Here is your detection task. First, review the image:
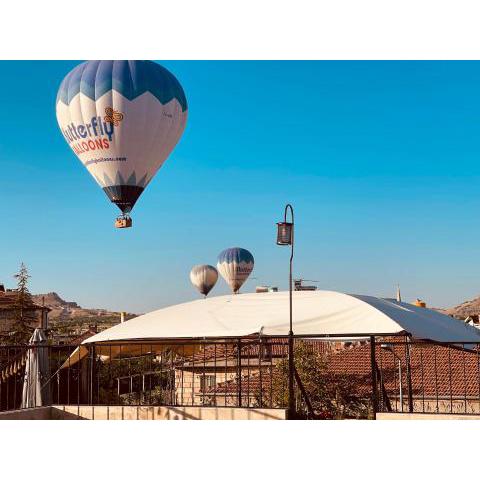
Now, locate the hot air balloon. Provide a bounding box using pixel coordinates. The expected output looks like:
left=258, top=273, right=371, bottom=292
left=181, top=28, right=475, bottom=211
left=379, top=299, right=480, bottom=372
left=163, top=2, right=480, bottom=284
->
left=190, top=264, right=218, bottom=298
left=56, top=60, right=188, bottom=228
left=217, top=247, right=254, bottom=294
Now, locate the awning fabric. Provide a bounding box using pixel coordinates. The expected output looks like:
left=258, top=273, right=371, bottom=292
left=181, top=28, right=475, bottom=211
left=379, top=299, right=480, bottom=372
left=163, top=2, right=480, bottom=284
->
left=59, top=343, right=198, bottom=369
left=83, top=290, right=480, bottom=343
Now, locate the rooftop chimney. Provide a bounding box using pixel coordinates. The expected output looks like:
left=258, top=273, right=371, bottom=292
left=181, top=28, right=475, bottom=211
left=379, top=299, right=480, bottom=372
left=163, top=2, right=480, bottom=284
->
left=120, top=311, right=126, bottom=323
left=414, top=298, right=426, bottom=308
left=0, top=284, right=5, bottom=293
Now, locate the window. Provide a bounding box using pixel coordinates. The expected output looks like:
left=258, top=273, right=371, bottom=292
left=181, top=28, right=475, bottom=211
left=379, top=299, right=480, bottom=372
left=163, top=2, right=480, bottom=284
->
left=262, top=344, right=272, bottom=361
left=199, top=374, right=216, bottom=392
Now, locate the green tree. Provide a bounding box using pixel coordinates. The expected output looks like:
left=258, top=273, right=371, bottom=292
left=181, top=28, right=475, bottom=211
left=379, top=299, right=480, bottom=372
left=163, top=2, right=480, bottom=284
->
left=264, top=341, right=371, bottom=419
left=12, top=263, right=36, bottom=343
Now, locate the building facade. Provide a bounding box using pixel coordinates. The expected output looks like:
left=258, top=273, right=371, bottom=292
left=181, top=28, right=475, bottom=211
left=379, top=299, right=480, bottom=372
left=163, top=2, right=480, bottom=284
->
left=0, top=286, right=49, bottom=339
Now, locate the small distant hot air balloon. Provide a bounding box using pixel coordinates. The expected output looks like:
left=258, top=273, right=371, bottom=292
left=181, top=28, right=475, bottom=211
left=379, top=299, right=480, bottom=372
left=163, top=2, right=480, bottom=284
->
left=190, top=265, right=218, bottom=298
left=56, top=60, right=188, bottom=228
left=217, top=247, right=254, bottom=294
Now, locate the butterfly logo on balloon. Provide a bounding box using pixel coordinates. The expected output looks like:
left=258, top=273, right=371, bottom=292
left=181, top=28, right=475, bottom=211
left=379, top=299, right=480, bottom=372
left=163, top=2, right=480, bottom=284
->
left=104, top=107, right=124, bottom=127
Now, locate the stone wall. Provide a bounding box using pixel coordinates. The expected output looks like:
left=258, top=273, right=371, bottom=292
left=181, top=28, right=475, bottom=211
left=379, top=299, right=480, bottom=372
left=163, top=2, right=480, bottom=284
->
left=0, top=405, right=286, bottom=420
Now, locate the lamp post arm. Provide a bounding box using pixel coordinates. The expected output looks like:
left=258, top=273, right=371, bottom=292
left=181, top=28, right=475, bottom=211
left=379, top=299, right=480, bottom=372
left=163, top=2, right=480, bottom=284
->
left=284, top=204, right=295, bottom=252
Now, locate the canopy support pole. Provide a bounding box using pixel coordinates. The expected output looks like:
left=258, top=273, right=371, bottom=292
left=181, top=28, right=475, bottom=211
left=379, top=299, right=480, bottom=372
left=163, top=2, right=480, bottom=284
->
left=405, top=334, right=414, bottom=413
left=88, top=344, right=96, bottom=406
left=370, top=336, right=378, bottom=419
left=237, top=339, right=242, bottom=408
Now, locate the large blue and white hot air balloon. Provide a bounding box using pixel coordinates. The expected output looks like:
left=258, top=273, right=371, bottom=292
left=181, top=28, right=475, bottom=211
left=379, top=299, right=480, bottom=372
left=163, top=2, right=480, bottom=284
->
left=56, top=60, right=188, bottom=228
left=217, top=247, right=254, bottom=294
left=190, top=264, right=218, bottom=297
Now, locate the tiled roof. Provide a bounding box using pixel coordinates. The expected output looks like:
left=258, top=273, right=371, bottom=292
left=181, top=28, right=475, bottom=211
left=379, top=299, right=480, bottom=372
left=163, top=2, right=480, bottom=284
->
left=0, top=291, right=50, bottom=311
left=181, top=338, right=337, bottom=365
left=328, top=340, right=480, bottom=399
left=204, top=372, right=273, bottom=396
left=64, top=327, right=98, bottom=346
left=202, top=339, right=480, bottom=401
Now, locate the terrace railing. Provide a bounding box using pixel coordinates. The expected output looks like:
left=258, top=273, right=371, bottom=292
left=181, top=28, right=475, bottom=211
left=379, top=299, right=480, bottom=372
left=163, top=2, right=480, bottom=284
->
left=2, top=336, right=480, bottom=418
left=373, top=339, right=480, bottom=416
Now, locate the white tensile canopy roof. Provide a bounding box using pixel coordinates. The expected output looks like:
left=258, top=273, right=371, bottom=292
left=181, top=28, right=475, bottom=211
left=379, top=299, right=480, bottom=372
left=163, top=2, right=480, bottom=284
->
left=84, top=290, right=480, bottom=344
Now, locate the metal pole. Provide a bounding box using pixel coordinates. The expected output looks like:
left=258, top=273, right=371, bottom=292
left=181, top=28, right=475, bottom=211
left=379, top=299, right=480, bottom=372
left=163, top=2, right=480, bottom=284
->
left=285, top=204, right=295, bottom=419
left=89, top=344, right=96, bottom=406
left=405, top=335, right=414, bottom=413
left=237, top=339, right=242, bottom=408
left=370, top=336, right=378, bottom=419
left=398, top=359, right=403, bottom=412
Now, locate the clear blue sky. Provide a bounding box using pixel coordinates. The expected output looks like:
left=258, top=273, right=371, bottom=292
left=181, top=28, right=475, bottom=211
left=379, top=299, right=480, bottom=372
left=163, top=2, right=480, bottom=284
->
left=1, top=60, right=480, bottom=312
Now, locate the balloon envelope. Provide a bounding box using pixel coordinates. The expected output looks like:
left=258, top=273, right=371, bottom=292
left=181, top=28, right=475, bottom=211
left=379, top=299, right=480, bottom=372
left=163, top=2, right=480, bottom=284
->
left=190, top=265, right=218, bottom=297
left=56, top=60, right=188, bottom=214
left=217, top=247, right=254, bottom=293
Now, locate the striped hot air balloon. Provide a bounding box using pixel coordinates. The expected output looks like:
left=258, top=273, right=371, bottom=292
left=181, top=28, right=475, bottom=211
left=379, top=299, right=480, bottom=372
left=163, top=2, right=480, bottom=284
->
left=55, top=60, right=188, bottom=228
left=217, top=247, right=254, bottom=294
left=190, top=264, right=218, bottom=297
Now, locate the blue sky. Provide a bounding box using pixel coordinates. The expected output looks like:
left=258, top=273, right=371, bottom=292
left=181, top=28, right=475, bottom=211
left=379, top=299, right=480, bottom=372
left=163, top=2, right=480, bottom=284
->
left=1, top=60, right=480, bottom=313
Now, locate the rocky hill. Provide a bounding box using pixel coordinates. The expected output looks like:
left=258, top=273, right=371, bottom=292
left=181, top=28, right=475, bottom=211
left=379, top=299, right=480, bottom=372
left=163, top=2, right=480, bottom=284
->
left=32, top=292, right=128, bottom=322
left=443, top=295, right=480, bottom=318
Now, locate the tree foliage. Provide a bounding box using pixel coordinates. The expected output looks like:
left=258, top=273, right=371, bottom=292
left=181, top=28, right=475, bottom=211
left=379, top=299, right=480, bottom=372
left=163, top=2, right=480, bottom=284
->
left=12, top=262, right=36, bottom=343
left=267, top=341, right=371, bottom=419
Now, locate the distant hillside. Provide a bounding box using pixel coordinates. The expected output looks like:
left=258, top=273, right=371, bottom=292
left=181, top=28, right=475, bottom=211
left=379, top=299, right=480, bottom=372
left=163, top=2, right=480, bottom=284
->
left=32, top=292, right=134, bottom=322
left=444, top=295, right=480, bottom=318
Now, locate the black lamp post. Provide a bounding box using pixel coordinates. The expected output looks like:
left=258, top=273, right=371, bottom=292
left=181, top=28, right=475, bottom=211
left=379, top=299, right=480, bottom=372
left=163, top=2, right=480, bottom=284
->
left=276, top=204, right=294, bottom=418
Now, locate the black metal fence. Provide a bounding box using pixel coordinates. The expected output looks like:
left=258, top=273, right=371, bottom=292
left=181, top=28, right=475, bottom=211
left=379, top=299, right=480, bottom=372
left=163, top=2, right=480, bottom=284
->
left=2, top=336, right=480, bottom=418
left=374, top=339, right=480, bottom=415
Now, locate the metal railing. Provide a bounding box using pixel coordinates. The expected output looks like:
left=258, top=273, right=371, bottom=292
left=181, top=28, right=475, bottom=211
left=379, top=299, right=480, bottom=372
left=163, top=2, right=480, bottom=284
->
left=374, top=339, right=480, bottom=415
left=2, top=336, right=480, bottom=418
